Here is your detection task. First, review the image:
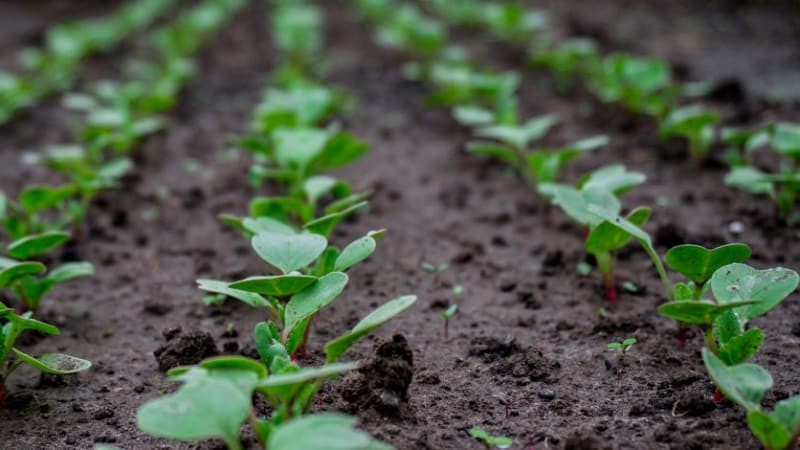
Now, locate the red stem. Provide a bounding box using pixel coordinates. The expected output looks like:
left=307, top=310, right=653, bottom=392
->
left=713, top=388, right=723, bottom=404
left=677, top=327, right=687, bottom=349
left=0, top=384, right=6, bottom=409
left=443, top=320, right=449, bottom=340
left=605, top=286, right=617, bottom=302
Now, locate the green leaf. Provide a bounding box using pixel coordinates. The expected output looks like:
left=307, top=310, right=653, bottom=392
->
left=325, top=295, right=417, bottom=363
left=658, top=299, right=759, bottom=325
left=251, top=231, right=328, bottom=274
left=284, top=272, right=348, bottom=335
left=304, top=175, right=339, bottom=206
left=47, top=262, right=94, bottom=283
left=242, top=216, right=296, bottom=235
left=771, top=122, right=800, bottom=158
left=304, top=201, right=368, bottom=237
left=256, top=362, right=358, bottom=390
left=475, top=113, right=558, bottom=149
left=725, top=167, right=775, bottom=196
left=0, top=259, right=45, bottom=288
left=466, top=142, right=518, bottom=165
left=334, top=236, right=376, bottom=272
left=267, top=413, right=391, bottom=450
left=586, top=207, right=651, bottom=254
left=665, top=243, right=752, bottom=285
left=773, top=397, right=800, bottom=441
left=18, top=185, right=75, bottom=213
left=197, top=279, right=270, bottom=308
left=272, top=127, right=331, bottom=170
left=254, top=322, right=288, bottom=367
left=8, top=231, right=70, bottom=259
left=6, top=313, right=60, bottom=335
left=229, top=274, right=317, bottom=297
left=312, top=132, right=369, bottom=170
left=578, top=164, right=646, bottom=196
left=718, top=327, right=763, bottom=365
left=12, top=349, right=91, bottom=374
left=552, top=186, right=620, bottom=227
left=710, top=263, right=799, bottom=322
left=137, top=369, right=253, bottom=447
left=453, top=105, right=495, bottom=127
left=747, top=411, right=792, bottom=450
left=702, top=348, right=772, bottom=411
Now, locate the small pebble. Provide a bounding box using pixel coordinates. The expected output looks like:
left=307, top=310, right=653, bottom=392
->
left=538, top=388, right=556, bottom=402
left=728, top=221, right=744, bottom=235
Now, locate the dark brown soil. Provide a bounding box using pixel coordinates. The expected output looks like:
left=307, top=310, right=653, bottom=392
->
left=1, top=1, right=799, bottom=449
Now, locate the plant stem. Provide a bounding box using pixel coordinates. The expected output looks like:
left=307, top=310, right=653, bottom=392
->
left=676, top=325, right=687, bottom=349
left=640, top=240, right=672, bottom=301
left=443, top=319, right=449, bottom=340
left=596, top=252, right=616, bottom=302
left=0, top=382, right=6, bottom=408
left=703, top=327, right=719, bottom=355
left=248, top=409, right=266, bottom=449
left=223, top=436, right=244, bottom=450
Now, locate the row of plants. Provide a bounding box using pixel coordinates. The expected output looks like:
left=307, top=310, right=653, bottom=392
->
left=134, top=1, right=416, bottom=449
left=0, top=0, right=179, bottom=125
left=424, top=0, right=800, bottom=225
left=0, top=0, right=246, bottom=408
left=353, top=0, right=800, bottom=448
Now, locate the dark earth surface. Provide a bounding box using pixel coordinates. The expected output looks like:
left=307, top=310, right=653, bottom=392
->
left=1, top=0, right=800, bottom=449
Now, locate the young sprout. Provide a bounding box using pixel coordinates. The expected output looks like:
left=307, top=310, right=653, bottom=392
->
left=721, top=124, right=770, bottom=166
left=468, top=427, right=513, bottom=450
left=703, top=350, right=800, bottom=450
left=422, top=262, right=448, bottom=274
left=659, top=104, right=720, bottom=162
left=531, top=38, right=599, bottom=91
left=587, top=53, right=676, bottom=118
left=453, top=284, right=464, bottom=296
left=440, top=304, right=457, bottom=339
left=0, top=305, right=91, bottom=406
left=1, top=231, right=94, bottom=313
left=607, top=338, right=637, bottom=354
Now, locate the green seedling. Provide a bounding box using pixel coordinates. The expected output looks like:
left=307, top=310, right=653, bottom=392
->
left=453, top=284, right=464, bottom=296
left=531, top=38, right=600, bottom=91
left=248, top=81, right=349, bottom=136
left=577, top=262, right=593, bottom=276
left=721, top=124, right=770, bottom=166
left=622, top=281, right=639, bottom=293
left=0, top=304, right=91, bottom=406
left=659, top=104, right=720, bottom=162
left=725, top=166, right=800, bottom=220
left=427, top=59, right=519, bottom=108
left=665, top=243, right=752, bottom=301
left=1, top=231, right=93, bottom=313
left=703, top=350, right=800, bottom=450
left=440, top=304, right=457, bottom=339
left=0, top=186, right=80, bottom=240
left=607, top=337, right=636, bottom=354
left=587, top=53, right=677, bottom=118
left=659, top=263, right=798, bottom=365
left=468, top=427, right=512, bottom=450
left=272, top=1, right=322, bottom=73
left=198, top=230, right=387, bottom=356
left=422, top=262, right=448, bottom=274
left=585, top=207, right=651, bottom=301
left=137, top=356, right=393, bottom=450
left=369, top=3, right=446, bottom=58
left=139, top=295, right=416, bottom=449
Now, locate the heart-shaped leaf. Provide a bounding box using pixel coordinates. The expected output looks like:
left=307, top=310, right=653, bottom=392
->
left=325, top=295, right=417, bottom=363
left=334, top=235, right=376, bottom=272
left=711, top=263, right=799, bottom=322
left=284, top=272, right=348, bottom=335
left=747, top=411, right=792, bottom=450
left=658, top=300, right=760, bottom=325
left=8, top=231, right=70, bottom=259
left=229, top=274, right=317, bottom=297
left=666, top=244, right=752, bottom=285
left=197, top=279, right=270, bottom=308
left=12, top=349, right=91, bottom=374
left=252, top=232, right=328, bottom=274
left=703, top=348, right=772, bottom=411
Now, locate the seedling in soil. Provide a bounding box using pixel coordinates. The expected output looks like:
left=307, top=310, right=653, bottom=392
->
left=0, top=186, right=79, bottom=240
left=587, top=53, right=676, bottom=118
left=721, top=124, right=770, bottom=166
left=137, top=356, right=389, bottom=450
left=665, top=243, right=752, bottom=301
left=198, top=230, right=389, bottom=356
left=453, top=284, right=464, bottom=296
left=659, top=262, right=798, bottom=365
left=659, top=104, right=720, bottom=162
left=0, top=304, right=91, bottom=406
left=427, top=59, right=519, bottom=108
left=366, top=3, right=446, bottom=59
left=440, top=304, right=457, bottom=339
left=1, top=231, right=94, bottom=313
left=422, top=262, right=448, bottom=274
left=531, top=38, right=599, bottom=91
left=703, top=350, right=800, bottom=450
left=607, top=338, right=636, bottom=354
left=468, top=427, right=513, bottom=449
left=139, top=294, right=416, bottom=449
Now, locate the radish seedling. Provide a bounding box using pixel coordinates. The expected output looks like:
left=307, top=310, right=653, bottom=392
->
left=665, top=243, right=752, bottom=301
left=721, top=124, right=770, bottom=166
left=139, top=295, right=416, bottom=449
left=1, top=231, right=93, bottom=313
left=659, top=104, right=720, bottom=162
left=607, top=338, right=636, bottom=354
left=137, top=356, right=393, bottom=450
left=588, top=53, right=676, bottom=118
left=198, top=230, right=387, bottom=356
left=659, top=263, right=798, bottom=365
left=440, top=304, right=457, bottom=339
left=468, top=427, right=512, bottom=450
left=703, top=350, right=800, bottom=450
left=0, top=305, right=91, bottom=406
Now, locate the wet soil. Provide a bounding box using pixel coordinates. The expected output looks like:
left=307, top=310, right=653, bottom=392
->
left=1, top=1, right=799, bottom=449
